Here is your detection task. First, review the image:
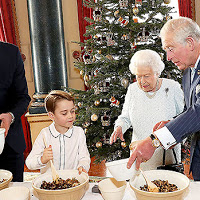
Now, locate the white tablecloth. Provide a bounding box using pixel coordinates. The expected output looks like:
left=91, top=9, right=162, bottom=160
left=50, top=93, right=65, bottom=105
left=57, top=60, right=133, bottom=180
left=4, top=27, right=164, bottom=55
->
left=9, top=181, right=200, bottom=200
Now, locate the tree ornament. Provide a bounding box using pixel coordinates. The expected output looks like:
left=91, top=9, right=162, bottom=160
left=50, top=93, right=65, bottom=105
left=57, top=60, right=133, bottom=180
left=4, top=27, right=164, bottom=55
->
left=83, top=52, right=93, bottom=64
left=83, top=121, right=90, bottom=128
left=84, top=74, right=89, bottom=82
left=96, top=141, right=102, bottom=148
left=121, top=34, right=129, bottom=40
left=117, top=16, right=129, bottom=27
left=119, top=0, right=128, bottom=9
left=99, top=80, right=110, bottom=92
left=164, top=0, right=171, bottom=4
left=165, top=15, right=172, bottom=21
left=133, top=18, right=138, bottom=23
left=133, top=5, right=139, bottom=16
left=94, top=100, right=100, bottom=106
left=74, top=105, right=79, bottom=111
left=78, top=102, right=82, bottom=107
left=93, top=8, right=102, bottom=22
left=137, top=27, right=150, bottom=42
left=84, top=128, right=88, bottom=134
left=91, top=114, right=98, bottom=121
left=110, top=96, right=120, bottom=107
left=106, top=54, right=114, bottom=60
left=114, top=10, right=120, bottom=18
left=101, top=112, right=111, bottom=126
left=72, top=50, right=81, bottom=62
left=121, top=78, right=129, bottom=88
left=121, top=141, right=126, bottom=148
left=80, top=70, right=84, bottom=76
left=135, top=0, right=142, bottom=5
left=94, top=69, right=98, bottom=77
left=106, top=32, right=115, bottom=46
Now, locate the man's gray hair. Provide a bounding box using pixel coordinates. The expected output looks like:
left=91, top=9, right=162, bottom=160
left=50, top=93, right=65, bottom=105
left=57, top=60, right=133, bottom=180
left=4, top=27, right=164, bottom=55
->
left=129, top=49, right=165, bottom=76
left=160, top=17, right=200, bottom=45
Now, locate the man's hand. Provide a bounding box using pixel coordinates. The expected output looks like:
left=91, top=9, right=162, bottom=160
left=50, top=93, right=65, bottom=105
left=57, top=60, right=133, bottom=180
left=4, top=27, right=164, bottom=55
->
left=127, top=137, right=156, bottom=170
left=153, top=121, right=170, bottom=132
left=0, top=113, right=13, bottom=137
left=41, top=145, right=53, bottom=164
left=110, top=126, right=124, bottom=145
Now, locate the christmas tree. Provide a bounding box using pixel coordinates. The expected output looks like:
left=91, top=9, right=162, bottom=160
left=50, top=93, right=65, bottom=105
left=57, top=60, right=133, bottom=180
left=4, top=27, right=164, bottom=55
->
left=71, top=0, right=181, bottom=163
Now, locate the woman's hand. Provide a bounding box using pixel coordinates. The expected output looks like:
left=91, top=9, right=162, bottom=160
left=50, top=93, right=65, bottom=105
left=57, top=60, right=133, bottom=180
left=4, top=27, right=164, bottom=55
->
left=41, top=145, right=53, bottom=164
left=110, top=126, right=124, bottom=145
left=153, top=120, right=170, bottom=132
left=78, top=166, right=87, bottom=174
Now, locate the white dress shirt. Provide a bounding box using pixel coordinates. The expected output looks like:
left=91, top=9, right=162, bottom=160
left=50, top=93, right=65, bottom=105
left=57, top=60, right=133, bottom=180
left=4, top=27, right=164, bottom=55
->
left=25, top=123, right=90, bottom=173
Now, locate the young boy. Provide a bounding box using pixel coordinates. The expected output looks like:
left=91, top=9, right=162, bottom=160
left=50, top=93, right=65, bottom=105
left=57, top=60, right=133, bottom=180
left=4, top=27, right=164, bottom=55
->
left=26, top=90, right=90, bottom=174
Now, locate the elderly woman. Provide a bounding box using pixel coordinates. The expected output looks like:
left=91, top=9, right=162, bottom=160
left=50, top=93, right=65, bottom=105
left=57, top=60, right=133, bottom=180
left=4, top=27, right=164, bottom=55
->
left=110, top=49, right=184, bottom=171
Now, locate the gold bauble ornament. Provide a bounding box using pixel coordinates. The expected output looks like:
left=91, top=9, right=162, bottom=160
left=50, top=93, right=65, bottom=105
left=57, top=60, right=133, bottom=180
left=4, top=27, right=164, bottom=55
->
left=84, top=74, right=89, bottom=82
left=91, top=114, right=98, bottom=121
left=84, top=128, right=88, bottom=134
left=94, top=100, right=100, bottom=106
left=121, top=142, right=126, bottom=148
left=80, top=70, right=84, bottom=76
left=164, top=0, right=171, bottom=4
left=133, top=5, right=139, bottom=16
left=78, top=102, right=82, bottom=107
left=96, top=141, right=102, bottom=148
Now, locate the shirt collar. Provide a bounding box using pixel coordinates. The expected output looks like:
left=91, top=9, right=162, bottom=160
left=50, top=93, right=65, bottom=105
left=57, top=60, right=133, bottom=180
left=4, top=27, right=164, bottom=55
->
left=194, top=54, right=200, bottom=69
left=50, top=122, right=73, bottom=138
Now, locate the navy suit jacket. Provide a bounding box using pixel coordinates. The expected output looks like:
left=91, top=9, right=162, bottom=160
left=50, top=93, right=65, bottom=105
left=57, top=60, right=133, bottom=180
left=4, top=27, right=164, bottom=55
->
left=0, top=42, right=31, bottom=153
left=166, top=60, right=200, bottom=163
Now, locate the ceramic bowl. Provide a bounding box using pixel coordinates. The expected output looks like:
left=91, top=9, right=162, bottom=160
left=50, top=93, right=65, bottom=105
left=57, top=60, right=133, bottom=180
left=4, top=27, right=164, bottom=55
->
left=105, top=158, right=137, bottom=181
left=130, top=169, right=190, bottom=200
left=0, top=169, right=13, bottom=190
left=0, top=128, right=5, bottom=154
left=0, top=186, right=30, bottom=200
left=32, top=170, right=89, bottom=200
left=98, top=178, right=127, bottom=200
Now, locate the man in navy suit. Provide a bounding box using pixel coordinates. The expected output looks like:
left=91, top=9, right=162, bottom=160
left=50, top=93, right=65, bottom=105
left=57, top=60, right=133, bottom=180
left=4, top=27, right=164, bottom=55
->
left=126, top=17, right=200, bottom=181
left=0, top=42, right=31, bottom=182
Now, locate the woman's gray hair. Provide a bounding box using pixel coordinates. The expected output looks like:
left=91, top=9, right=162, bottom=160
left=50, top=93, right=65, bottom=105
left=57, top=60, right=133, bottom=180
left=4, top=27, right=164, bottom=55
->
left=129, top=49, right=165, bottom=76
left=160, top=17, right=200, bottom=45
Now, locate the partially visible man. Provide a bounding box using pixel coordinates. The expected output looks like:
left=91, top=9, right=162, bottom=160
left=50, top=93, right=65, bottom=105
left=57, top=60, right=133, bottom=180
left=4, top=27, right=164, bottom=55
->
left=127, top=17, right=200, bottom=181
left=0, top=42, right=31, bottom=182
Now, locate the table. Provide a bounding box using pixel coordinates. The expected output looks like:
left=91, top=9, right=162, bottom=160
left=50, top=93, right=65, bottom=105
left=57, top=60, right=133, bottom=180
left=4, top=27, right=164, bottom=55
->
left=9, top=181, right=200, bottom=200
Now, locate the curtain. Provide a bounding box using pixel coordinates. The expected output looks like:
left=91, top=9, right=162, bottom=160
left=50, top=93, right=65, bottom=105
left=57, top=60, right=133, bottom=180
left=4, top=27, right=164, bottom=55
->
left=0, top=0, right=32, bottom=157
left=178, top=0, right=195, bottom=20
left=77, top=0, right=93, bottom=43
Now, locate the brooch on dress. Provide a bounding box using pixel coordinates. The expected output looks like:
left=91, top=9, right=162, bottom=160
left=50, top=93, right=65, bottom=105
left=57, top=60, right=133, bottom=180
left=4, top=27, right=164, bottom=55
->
left=165, top=88, right=169, bottom=97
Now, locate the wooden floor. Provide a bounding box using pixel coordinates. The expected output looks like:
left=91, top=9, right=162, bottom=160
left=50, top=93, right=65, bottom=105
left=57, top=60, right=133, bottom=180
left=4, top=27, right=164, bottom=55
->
left=24, top=157, right=193, bottom=179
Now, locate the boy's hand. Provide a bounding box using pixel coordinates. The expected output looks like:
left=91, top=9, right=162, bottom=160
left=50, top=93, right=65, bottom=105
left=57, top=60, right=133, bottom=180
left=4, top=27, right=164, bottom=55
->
left=41, top=145, right=53, bottom=164
left=78, top=166, right=87, bottom=174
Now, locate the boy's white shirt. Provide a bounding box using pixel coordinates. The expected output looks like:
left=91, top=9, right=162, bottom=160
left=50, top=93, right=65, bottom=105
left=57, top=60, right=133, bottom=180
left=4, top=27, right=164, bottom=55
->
left=25, top=123, right=90, bottom=173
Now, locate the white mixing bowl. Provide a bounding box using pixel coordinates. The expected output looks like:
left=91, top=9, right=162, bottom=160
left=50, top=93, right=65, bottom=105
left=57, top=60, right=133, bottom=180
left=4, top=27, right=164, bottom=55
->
left=106, top=158, right=137, bottom=181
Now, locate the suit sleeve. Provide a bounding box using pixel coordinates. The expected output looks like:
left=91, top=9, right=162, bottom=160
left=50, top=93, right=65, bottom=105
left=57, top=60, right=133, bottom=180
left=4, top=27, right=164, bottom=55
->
left=9, top=47, right=31, bottom=119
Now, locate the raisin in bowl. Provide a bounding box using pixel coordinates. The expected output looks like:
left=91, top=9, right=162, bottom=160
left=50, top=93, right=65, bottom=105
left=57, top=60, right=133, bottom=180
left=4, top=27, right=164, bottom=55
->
left=32, top=170, right=89, bottom=200
left=129, top=170, right=189, bottom=200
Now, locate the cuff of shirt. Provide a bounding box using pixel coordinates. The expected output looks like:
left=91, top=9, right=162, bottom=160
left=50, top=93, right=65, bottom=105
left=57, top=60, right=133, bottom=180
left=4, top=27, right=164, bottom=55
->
left=37, top=156, right=46, bottom=167
left=154, top=126, right=176, bottom=149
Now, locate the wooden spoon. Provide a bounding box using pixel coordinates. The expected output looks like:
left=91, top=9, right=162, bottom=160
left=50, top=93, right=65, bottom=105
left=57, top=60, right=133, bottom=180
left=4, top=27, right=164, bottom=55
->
left=42, top=134, right=60, bottom=183
left=139, top=168, right=159, bottom=192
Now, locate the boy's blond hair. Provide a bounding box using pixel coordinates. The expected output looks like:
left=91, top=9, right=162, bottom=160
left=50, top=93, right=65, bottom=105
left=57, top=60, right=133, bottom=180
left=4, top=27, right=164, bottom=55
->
left=45, top=90, right=74, bottom=113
